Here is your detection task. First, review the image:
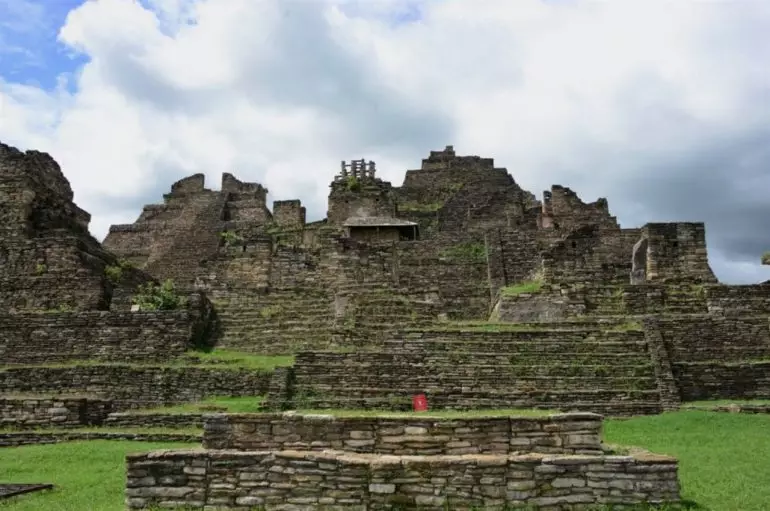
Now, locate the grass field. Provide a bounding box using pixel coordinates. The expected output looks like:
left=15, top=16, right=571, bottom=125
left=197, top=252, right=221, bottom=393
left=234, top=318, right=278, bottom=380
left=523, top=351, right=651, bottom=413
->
left=603, top=410, right=770, bottom=510
left=0, top=410, right=768, bottom=510
left=132, top=395, right=263, bottom=414
left=0, top=441, right=196, bottom=511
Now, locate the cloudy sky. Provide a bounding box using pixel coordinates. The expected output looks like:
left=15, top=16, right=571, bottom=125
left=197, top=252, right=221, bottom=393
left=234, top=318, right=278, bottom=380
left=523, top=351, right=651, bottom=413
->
left=1, top=0, right=769, bottom=284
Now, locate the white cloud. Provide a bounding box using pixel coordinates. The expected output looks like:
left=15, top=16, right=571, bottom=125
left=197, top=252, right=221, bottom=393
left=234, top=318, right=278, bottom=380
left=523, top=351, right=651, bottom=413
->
left=1, top=0, right=769, bottom=284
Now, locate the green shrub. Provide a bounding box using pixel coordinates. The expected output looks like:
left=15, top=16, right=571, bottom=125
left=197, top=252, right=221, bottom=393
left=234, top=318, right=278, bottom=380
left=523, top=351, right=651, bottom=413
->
left=104, top=259, right=134, bottom=284
left=35, top=263, right=47, bottom=275
left=219, top=230, right=242, bottom=245
left=762, top=252, right=770, bottom=265
left=131, top=279, right=186, bottom=311
left=346, top=175, right=361, bottom=192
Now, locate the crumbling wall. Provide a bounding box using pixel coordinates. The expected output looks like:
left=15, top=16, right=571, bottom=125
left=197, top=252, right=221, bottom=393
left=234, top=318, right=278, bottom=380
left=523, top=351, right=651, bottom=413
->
left=272, top=200, right=305, bottom=229
left=539, top=185, right=618, bottom=231
left=0, top=142, right=153, bottom=311
left=641, top=223, right=717, bottom=284
left=398, top=146, right=540, bottom=235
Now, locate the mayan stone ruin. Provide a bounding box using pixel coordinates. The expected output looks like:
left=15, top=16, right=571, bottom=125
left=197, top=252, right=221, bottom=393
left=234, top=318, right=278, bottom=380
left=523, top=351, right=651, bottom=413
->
left=2, top=140, right=770, bottom=509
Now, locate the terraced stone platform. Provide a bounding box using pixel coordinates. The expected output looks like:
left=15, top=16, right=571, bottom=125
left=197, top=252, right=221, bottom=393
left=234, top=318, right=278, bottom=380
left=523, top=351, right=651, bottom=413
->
left=286, top=326, right=664, bottom=415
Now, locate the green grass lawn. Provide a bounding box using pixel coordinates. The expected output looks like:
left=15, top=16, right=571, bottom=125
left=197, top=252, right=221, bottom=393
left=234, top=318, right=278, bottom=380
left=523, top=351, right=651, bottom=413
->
left=0, top=410, right=767, bottom=510
left=132, top=395, right=263, bottom=414
left=683, top=398, right=770, bottom=407
left=604, top=410, right=770, bottom=510
left=0, top=441, right=196, bottom=511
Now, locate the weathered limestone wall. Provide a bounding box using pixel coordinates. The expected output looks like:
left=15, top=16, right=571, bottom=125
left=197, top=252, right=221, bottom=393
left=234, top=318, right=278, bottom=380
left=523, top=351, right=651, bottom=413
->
left=651, top=315, right=770, bottom=401
left=673, top=362, right=770, bottom=401
left=642, top=223, right=717, bottom=284
left=539, top=185, right=618, bottom=231
left=398, top=146, right=540, bottom=235
left=126, top=448, right=680, bottom=510
left=705, top=284, right=770, bottom=315
left=0, top=396, right=112, bottom=429
left=0, top=311, right=199, bottom=364
left=327, top=177, right=396, bottom=226
left=0, top=142, right=154, bottom=311
left=203, top=412, right=603, bottom=455
left=271, top=200, right=305, bottom=229
left=286, top=328, right=663, bottom=415
left=0, top=365, right=271, bottom=411
left=658, top=316, right=770, bottom=363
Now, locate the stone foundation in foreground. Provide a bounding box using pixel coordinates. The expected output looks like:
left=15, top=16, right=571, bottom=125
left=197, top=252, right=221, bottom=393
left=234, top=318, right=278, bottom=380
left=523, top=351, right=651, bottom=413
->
left=126, top=448, right=680, bottom=510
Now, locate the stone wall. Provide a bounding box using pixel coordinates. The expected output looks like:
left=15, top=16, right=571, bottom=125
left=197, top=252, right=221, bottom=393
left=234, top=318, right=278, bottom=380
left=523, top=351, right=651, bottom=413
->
left=0, top=365, right=271, bottom=411
left=658, top=315, right=770, bottom=363
left=642, top=223, right=717, bottom=284
left=272, top=200, right=305, bottom=229
left=286, top=327, right=663, bottom=415
left=0, top=142, right=154, bottom=311
left=673, top=361, right=770, bottom=401
left=1, top=430, right=200, bottom=448
left=0, top=311, right=200, bottom=364
left=0, top=396, right=112, bottom=428
left=706, top=284, right=770, bottom=316
left=126, top=448, right=680, bottom=509
left=202, top=412, right=603, bottom=455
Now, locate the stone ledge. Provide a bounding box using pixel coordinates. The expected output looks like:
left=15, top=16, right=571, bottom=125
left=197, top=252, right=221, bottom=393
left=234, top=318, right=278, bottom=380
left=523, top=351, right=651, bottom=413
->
left=202, top=412, right=605, bottom=455
left=0, top=431, right=201, bottom=448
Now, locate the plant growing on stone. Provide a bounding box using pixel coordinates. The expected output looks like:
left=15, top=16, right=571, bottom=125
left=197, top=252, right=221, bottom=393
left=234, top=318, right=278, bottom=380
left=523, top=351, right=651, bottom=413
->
left=219, top=230, right=242, bottom=246
left=35, top=263, right=47, bottom=275
left=104, top=259, right=134, bottom=284
left=439, top=242, right=487, bottom=263
left=346, top=175, right=361, bottom=192
left=762, top=252, right=770, bottom=265
left=131, top=279, right=186, bottom=311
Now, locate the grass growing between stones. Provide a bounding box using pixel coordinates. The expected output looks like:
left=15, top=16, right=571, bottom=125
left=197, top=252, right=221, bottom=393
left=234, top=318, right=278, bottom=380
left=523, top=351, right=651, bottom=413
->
left=604, top=410, right=770, bottom=510
left=183, top=349, right=294, bottom=370
left=500, top=281, right=542, bottom=295
left=132, top=396, right=263, bottom=414
left=0, top=440, right=197, bottom=511
left=683, top=398, right=770, bottom=407
left=292, top=408, right=558, bottom=418
left=0, top=426, right=201, bottom=435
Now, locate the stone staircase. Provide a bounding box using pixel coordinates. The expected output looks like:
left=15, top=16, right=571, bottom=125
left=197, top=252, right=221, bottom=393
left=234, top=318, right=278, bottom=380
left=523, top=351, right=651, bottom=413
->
left=332, top=285, right=441, bottom=347
left=214, top=288, right=335, bottom=353
left=144, top=192, right=227, bottom=289
left=289, top=326, right=663, bottom=416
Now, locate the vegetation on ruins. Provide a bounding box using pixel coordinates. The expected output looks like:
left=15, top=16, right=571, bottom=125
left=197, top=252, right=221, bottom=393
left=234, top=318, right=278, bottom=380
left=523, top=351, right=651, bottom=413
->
left=397, top=200, right=444, bottom=213
left=259, top=304, right=283, bottom=319
left=34, top=263, right=47, bottom=275
left=103, top=258, right=134, bottom=284
left=501, top=280, right=543, bottom=295
left=131, top=279, right=186, bottom=311
left=183, top=349, right=293, bottom=370
left=762, top=251, right=770, bottom=265
left=218, top=230, right=242, bottom=246
left=345, top=175, right=361, bottom=192
left=439, top=241, right=487, bottom=263
left=132, top=396, right=264, bottom=414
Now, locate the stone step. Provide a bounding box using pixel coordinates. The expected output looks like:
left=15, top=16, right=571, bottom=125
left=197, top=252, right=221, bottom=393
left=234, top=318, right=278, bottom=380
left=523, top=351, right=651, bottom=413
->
left=296, top=376, right=658, bottom=390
